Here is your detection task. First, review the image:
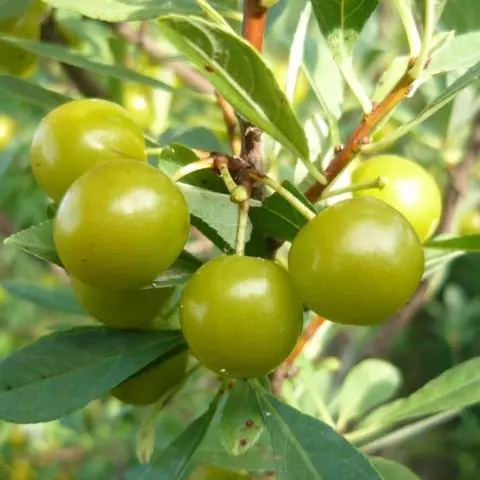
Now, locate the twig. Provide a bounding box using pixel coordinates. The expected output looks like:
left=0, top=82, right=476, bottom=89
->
left=41, top=15, right=108, bottom=98
left=304, top=71, right=414, bottom=202
left=242, top=0, right=268, bottom=52
left=216, top=92, right=241, bottom=156
left=113, top=23, right=214, bottom=94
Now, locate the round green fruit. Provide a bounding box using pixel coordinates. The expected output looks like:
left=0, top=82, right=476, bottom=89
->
left=0, top=115, right=17, bottom=151
left=180, top=255, right=303, bottom=378
left=30, top=98, right=147, bottom=201
left=458, top=209, right=480, bottom=235
left=351, top=155, right=442, bottom=242
left=188, top=465, right=251, bottom=480
left=288, top=197, right=424, bottom=326
left=54, top=159, right=190, bottom=290
left=71, top=278, right=174, bottom=329
left=111, top=352, right=188, bottom=405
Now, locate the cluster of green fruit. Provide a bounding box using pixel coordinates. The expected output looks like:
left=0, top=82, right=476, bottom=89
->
left=29, top=98, right=443, bottom=406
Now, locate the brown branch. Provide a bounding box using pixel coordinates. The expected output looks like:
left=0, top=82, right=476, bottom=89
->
left=113, top=23, right=213, bottom=94
left=242, top=0, right=268, bottom=52
left=216, top=92, right=241, bottom=156
left=368, top=114, right=480, bottom=357
left=305, top=71, right=414, bottom=202
left=41, top=16, right=108, bottom=99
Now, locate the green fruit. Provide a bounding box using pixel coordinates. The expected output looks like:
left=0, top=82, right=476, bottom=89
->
left=111, top=352, right=188, bottom=405
left=30, top=99, right=147, bottom=201
left=288, top=197, right=424, bottom=326
left=123, top=84, right=153, bottom=130
left=71, top=278, right=174, bottom=329
left=458, top=209, right=480, bottom=235
left=188, top=465, right=251, bottom=480
left=180, top=256, right=303, bottom=378
left=0, top=115, right=17, bottom=151
left=54, top=159, right=190, bottom=290
left=351, top=155, right=442, bottom=242
left=0, top=1, right=45, bottom=78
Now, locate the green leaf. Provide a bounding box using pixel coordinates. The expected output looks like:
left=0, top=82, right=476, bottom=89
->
left=372, top=57, right=409, bottom=103
left=41, top=0, right=238, bottom=22
left=157, top=15, right=309, bottom=161
left=141, top=395, right=219, bottom=479
left=0, top=36, right=176, bottom=93
left=370, top=458, right=420, bottom=480
left=1, top=282, right=85, bottom=315
left=426, top=234, right=480, bottom=251
left=427, top=32, right=480, bottom=75
left=0, top=327, right=186, bottom=423
left=374, top=60, right=480, bottom=148
left=423, top=249, right=466, bottom=279
left=219, top=381, right=264, bottom=456
left=336, top=359, right=402, bottom=428
left=0, top=0, right=31, bottom=21
left=4, top=220, right=61, bottom=266
left=440, top=0, right=480, bottom=33
left=158, top=144, right=225, bottom=192
left=153, top=251, right=203, bottom=288
left=255, top=386, right=383, bottom=480
left=249, top=181, right=315, bottom=242
left=374, top=356, right=480, bottom=426
left=180, top=183, right=253, bottom=252
left=310, top=0, right=380, bottom=62
left=0, top=75, right=70, bottom=112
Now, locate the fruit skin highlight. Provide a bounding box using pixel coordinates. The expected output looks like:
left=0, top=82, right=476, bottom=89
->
left=111, top=352, right=188, bottom=406
left=54, top=159, right=190, bottom=290
left=30, top=99, right=147, bottom=201
left=180, top=255, right=303, bottom=379
left=351, top=155, right=442, bottom=242
left=458, top=209, right=480, bottom=235
left=288, top=197, right=425, bottom=326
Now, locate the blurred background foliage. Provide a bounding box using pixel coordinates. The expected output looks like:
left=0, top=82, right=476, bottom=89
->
left=1, top=0, right=480, bottom=479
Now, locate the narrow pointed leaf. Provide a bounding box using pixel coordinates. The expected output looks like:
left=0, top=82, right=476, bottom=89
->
left=310, top=0, right=380, bottom=62
left=0, top=36, right=176, bottom=93
left=0, top=327, right=186, bottom=423
left=141, top=397, right=218, bottom=479
left=4, top=220, right=61, bottom=266
left=1, top=282, right=85, bottom=315
left=0, top=75, right=71, bottom=110
left=41, top=0, right=238, bottom=22
left=373, top=356, right=480, bottom=426
left=157, top=15, right=309, bottom=161
left=255, top=387, right=383, bottom=480
left=426, top=234, right=480, bottom=251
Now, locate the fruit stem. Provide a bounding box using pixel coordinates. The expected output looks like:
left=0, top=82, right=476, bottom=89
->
left=339, top=62, right=373, bottom=114
left=393, top=0, right=422, bottom=56
left=320, top=176, right=385, bottom=200
left=304, top=160, right=328, bottom=186
left=170, top=157, right=216, bottom=182
left=217, top=161, right=240, bottom=194
left=235, top=200, right=250, bottom=256
left=409, top=0, right=435, bottom=80
left=249, top=172, right=316, bottom=221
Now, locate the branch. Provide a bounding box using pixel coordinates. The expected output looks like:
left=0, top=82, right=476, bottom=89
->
left=113, top=23, right=214, bottom=94
left=242, top=0, right=268, bottom=52
left=216, top=92, right=241, bottom=156
left=41, top=15, right=108, bottom=99
left=304, top=71, right=414, bottom=202
left=368, top=114, right=480, bottom=357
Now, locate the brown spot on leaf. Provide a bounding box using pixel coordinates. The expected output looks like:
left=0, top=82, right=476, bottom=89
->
left=204, top=65, right=214, bottom=73
left=245, top=419, right=254, bottom=428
